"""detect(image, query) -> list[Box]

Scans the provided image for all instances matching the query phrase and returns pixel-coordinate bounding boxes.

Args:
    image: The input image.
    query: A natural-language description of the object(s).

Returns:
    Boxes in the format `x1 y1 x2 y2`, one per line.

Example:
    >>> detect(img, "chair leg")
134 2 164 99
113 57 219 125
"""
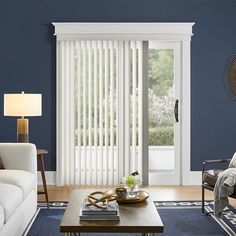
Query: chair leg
202 186 205 214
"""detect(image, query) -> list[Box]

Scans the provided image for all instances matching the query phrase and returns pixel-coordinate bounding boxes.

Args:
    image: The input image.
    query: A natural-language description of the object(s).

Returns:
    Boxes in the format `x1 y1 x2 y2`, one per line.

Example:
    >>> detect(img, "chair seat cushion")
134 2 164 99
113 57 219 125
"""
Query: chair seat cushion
0 183 23 223
203 169 224 187
0 170 35 198
203 169 236 197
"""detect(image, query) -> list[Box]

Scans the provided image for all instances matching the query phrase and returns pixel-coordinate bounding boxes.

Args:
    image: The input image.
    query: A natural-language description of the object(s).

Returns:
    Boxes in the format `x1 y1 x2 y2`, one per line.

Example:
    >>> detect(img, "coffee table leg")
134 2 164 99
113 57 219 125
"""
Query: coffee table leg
64 232 81 236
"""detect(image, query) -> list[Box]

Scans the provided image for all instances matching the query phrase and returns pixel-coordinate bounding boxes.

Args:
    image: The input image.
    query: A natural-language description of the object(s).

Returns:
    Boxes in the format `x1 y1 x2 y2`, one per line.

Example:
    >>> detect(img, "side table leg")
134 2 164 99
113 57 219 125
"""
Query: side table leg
39 154 49 208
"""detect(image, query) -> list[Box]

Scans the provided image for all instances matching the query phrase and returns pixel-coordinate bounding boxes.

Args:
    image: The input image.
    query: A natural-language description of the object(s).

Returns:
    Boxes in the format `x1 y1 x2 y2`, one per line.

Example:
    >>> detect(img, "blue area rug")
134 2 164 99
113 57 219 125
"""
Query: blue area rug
24 201 236 236
156 201 236 236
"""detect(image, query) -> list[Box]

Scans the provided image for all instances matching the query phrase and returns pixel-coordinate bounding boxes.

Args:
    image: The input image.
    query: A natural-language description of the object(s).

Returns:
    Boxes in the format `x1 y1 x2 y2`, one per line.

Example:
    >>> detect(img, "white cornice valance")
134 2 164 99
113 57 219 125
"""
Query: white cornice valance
52 22 195 41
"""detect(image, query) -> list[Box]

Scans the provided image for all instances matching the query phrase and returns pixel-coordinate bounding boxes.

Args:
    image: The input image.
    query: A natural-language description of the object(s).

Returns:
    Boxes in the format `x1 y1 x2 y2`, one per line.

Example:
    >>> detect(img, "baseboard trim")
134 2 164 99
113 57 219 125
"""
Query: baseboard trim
37 171 202 186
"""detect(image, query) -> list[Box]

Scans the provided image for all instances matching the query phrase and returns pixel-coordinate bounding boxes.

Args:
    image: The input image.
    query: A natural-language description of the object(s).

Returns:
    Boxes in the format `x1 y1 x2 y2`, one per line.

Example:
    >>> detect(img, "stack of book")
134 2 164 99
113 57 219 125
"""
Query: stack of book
79 200 120 220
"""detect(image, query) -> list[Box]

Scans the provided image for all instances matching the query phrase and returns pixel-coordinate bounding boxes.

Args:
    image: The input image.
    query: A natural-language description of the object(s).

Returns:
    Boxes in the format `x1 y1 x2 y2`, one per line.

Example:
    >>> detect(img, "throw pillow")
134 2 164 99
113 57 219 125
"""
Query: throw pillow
229 152 236 168
0 157 5 169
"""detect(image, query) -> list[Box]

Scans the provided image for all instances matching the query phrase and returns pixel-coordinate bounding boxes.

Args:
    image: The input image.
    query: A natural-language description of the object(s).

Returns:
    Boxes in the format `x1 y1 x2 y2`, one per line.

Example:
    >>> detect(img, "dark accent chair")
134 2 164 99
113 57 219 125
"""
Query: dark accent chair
201 158 236 214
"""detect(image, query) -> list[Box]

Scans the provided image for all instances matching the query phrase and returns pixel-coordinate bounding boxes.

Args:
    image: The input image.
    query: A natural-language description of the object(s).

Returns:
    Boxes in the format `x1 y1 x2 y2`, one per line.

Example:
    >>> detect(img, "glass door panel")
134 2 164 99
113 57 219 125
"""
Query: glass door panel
148 41 181 185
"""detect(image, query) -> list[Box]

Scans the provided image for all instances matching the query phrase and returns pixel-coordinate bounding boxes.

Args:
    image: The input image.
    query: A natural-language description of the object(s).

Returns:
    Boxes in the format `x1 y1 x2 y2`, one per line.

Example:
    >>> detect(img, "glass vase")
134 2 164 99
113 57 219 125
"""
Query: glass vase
126 185 139 199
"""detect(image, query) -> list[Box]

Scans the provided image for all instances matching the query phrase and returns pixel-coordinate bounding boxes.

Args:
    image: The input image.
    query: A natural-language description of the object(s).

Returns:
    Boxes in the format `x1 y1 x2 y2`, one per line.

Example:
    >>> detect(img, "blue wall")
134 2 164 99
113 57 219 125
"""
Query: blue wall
0 0 236 171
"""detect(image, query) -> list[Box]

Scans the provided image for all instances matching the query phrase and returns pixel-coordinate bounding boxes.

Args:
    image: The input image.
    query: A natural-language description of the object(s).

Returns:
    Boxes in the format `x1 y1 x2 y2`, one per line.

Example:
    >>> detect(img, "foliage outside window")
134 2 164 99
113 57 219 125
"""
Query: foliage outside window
74 48 174 146
148 49 174 146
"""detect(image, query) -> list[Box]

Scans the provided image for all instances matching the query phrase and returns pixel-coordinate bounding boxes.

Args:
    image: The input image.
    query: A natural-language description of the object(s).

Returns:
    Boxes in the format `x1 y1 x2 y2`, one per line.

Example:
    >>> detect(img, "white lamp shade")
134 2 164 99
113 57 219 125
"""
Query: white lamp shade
4 93 42 117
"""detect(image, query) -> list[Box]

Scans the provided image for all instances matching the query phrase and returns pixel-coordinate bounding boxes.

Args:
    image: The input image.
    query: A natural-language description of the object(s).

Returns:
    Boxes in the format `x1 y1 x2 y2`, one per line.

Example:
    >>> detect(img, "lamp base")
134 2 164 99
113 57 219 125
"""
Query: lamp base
17 118 29 143
17 134 29 143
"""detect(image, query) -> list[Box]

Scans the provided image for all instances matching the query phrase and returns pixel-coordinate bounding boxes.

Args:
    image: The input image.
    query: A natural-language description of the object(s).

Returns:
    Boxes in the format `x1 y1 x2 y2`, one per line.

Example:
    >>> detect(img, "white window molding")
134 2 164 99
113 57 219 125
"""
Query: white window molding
53 22 195 185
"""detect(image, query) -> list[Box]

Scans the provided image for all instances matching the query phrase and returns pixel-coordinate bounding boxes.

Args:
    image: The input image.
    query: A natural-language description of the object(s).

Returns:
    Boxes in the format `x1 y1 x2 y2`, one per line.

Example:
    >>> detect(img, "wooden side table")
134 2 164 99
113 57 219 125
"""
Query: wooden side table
37 149 49 208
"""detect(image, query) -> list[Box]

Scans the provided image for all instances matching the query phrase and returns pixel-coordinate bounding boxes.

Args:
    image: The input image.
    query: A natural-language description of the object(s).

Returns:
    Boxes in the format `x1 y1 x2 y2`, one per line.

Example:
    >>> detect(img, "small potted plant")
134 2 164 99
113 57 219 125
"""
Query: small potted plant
121 171 142 198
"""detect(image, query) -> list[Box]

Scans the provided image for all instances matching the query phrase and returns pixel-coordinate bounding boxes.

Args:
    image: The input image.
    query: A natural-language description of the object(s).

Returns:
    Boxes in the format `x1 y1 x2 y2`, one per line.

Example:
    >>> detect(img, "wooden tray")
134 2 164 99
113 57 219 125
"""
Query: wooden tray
88 190 149 205
116 190 149 204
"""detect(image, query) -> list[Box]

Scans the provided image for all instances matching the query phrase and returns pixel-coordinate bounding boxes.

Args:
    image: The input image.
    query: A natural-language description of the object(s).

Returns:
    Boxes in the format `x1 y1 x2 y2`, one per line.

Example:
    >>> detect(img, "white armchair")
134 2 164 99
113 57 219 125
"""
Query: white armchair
0 143 37 236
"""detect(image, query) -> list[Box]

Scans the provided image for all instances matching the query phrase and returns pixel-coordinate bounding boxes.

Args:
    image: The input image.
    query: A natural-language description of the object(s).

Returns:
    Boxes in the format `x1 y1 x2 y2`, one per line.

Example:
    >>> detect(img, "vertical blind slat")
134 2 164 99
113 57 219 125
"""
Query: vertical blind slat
138 41 143 173
68 42 71 185
82 41 87 185
115 40 120 184
98 41 103 185
65 41 70 185
88 41 92 185
124 41 130 176
76 41 81 186
117 41 124 181
104 41 109 185
63 41 66 185
70 41 75 185
132 41 137 172
94 41 98 186
109 41 115 185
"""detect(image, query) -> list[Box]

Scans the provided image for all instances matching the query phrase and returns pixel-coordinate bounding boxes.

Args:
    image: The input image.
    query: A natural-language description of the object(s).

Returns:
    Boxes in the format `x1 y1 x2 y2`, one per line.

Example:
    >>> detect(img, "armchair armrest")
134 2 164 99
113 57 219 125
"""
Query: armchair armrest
0 143 37 175
203 159 231 164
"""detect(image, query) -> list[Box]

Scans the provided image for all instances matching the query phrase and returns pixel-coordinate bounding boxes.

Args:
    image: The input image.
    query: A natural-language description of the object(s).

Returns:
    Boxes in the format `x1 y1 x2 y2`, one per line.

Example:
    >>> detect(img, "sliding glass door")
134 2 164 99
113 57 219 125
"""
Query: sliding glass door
148 42 181 185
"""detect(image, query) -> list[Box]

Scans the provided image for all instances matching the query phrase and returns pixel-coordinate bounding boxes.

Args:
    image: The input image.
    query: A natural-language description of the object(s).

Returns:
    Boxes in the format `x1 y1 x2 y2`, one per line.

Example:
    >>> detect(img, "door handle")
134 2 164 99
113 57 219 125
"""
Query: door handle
174 99 179 122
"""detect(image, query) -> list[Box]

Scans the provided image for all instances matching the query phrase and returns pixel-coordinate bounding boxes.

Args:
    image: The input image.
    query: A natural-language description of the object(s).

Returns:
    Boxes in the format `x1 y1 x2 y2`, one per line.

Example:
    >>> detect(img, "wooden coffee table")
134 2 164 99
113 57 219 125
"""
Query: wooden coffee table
60 189 164 236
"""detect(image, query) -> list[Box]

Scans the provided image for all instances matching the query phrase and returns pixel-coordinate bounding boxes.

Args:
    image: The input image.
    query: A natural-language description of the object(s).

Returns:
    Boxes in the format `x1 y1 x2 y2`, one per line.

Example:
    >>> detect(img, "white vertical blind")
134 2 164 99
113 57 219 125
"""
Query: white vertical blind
57 40 144 186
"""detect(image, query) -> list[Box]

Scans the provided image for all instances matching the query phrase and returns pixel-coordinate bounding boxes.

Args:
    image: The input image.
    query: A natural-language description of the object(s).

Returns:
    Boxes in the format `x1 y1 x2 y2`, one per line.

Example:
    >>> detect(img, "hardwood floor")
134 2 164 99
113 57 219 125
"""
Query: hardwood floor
38 185 236 207
38 185 214 202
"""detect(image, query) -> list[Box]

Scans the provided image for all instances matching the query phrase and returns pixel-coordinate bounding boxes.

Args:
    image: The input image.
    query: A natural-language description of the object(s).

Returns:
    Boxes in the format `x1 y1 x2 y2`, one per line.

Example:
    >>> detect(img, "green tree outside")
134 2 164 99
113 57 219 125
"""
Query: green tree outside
74 47 174 146
148 49 174 146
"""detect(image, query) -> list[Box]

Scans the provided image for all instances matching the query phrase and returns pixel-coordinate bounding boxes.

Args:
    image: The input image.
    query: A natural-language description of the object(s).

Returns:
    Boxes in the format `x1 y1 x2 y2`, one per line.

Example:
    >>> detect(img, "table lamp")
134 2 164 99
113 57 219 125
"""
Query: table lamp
4 91 42 142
